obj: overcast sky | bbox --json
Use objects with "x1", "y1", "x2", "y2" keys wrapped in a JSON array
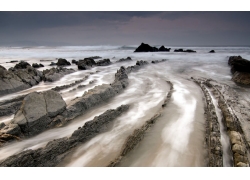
[{"x1": 0, "y1": 11, "x2": 250, "y2": 46}]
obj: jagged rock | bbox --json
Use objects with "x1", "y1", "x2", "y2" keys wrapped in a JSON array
[
  {"x1": 134, "y1": 43, "x2": 158, "y2": 52},
  {"x1": 0, "y1": 66, "x2": 43, "y2": 96},
  {"x1": 56, "y1": 58, "x2": 71, "y2": 66},
  {"x1": 159, "y1": 46, "x2": 171, "y2": 52},
  {"x1": 78, "y1": 58, "x2": 96, "y2": 70},
  {"x1": 0, "y1": 65, "x2": 7, "y2": 77},
  {"x1": 14, "y1": 61, "x2": 31, "y2": 69},
  {"x1": 209, "y1": 50, "x2": 215, "y2": 53},
  {"x1": 43, "y1": 67, "x2": 75, "y2": 82},
  {"x1": 96, "y1": 59, "x2": 111, "y2": 66},
  {"x1": 11, "y1": 90, "x2": 66, "y2": 136}
]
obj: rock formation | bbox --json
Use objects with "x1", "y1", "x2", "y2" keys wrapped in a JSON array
[
  {"x1": 134, "y1": 43, "x2": 159, "y2": 52},
  {"x1": 228, "y1": 56, "x2": 250, "y2": 86}
]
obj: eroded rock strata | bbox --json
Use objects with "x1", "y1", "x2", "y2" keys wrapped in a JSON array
[
  {"x1": 193, "y1": 78, "x2": 250, "y2": 167},
  {"x1": 0, "y1": 105, "x2": 129, "y2": 167}
]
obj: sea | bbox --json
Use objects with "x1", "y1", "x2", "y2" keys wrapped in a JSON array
[{"x1": 0, "y1": 45, "x2": 250, "y2": 167}]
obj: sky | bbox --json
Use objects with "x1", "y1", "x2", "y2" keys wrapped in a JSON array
[{"x1": 0, "y1": 11, "x2": 250, "y2": 46}]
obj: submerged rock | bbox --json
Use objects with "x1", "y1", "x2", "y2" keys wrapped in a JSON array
[
  {"x1": 32, "y1": 63, "x2": 44, "y2": 68},
  {"x1": 209, "y1": 50, "x2": 215, "y2": 53}
]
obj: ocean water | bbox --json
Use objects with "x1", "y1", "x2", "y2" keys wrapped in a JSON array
[{"x1": 0, "y1": 45, "x2": 250, "y2": 166}]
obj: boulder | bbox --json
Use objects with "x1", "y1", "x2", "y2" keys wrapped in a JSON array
[
  {"x1": 56, "y1": 58, "x2": 71, "y2": 66},
  {"x1": 0, "y1": 65, "x2": 7, "y2": 77},
  {"x1": 159, "y1": 46, "x2": 171, "y2": 52},
  {"x1": 11, "y1": 90, "x2": 66, "y2": 136},
  {"x1": 96, "y1": 59, "x2": 111, "y2": 66},
  {"x1": 134, "y1": 43, "x2": 158, "y2": 52},
  {"x1": 77, "y1": 58, "x2": 96, "y2": 70},
  {"x1": 209, "y1": 50, "x2": 215, "y2": 53},
  {"x1": 14, "y1": 61, "x2": 31, "y2": 69}
]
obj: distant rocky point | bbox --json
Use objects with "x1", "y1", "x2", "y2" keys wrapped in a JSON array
[
  {"x1": 134, "y1": 43, "x2": 170, "y2": 52},
  {"x1": 174, "y1": 49, "x2": 196, "y2": 53}
]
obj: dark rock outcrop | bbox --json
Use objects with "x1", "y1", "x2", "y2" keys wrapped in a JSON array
[
  {"x1": 96, "y1": 59, "x2": 111, "y2": 66},
  {"x1": 56, "y1": 58, "x2": 71, "y2": 66},
  {"x1": 174, "y1": 49, "x2": 196, "y2": 53},
  {"x1": 228, "y1": 56, "x2": 250, "y2": 85},
  {"x1": 32, "y1": 63, "x2": 44, "y2": 68},
  {"x1": 49, "y1": 62, "x2": 57, "y2": 66},
  {"x1": 159, "y1": 46, "x2": 171, "y2": 52},
  {"x1": 78, "y1": 58, "x2": 96, "y2": 70},
  {"x1": 14, "y1": 61, "x2": 31, "y2": 69},
  {"x1": 209, "y1": 50, "x2": 215, "y2": 53},
  {"x1": 134, "y1": 43, "x2": 158, "y2": 52}
]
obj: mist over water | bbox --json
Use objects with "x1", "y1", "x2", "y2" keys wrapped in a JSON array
[{"x1": 0, "y1": 45, "x2": 250, "y2": 166}]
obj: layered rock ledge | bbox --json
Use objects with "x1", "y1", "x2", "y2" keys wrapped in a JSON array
[{"x1": 0, "y1": 105, "x2": 129, "y2": 167}]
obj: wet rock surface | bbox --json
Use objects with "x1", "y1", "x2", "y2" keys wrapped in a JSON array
[
  {"x1": 56, "y1": 58, "x2": 71, "y2": 66},
  {"x1": 0, "y1": 105, "x2": 129, "y2": 167},
  {"x1": 96, "y1": 59, "x2": 111, "y2": 66},
  {"x1": 116, "y1": 57, "x2": 132, "y2": 62}
]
